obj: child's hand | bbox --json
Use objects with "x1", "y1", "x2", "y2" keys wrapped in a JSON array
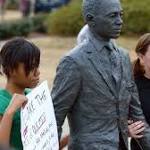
[
  {"x1": 59, "y1": 135, "x2": 69, "y2": 150},
  {"x1": 7, "y1": 94, "x2": 27, "y2": 115}
]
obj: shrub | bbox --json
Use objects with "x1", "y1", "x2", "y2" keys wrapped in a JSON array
[
  {"x1": 122, "y1": 0, "x2": 150, "y2": 35},
  {"x1": 46, "y1": 1, "x2": 84, "y2": 36},
  {"x1": 7, "y1": 0, "x2": 19, "y2": 10},
  {"x1": 46, "y1": 0, "x2": 150, "y2": 36},
  {"x1": 0, "y1": 14, "x2": 48, "y2": 39}
]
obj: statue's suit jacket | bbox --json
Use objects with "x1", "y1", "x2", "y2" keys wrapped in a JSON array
[{"x1": 51, "y1": 32, "x2": 150, "y2": 150}]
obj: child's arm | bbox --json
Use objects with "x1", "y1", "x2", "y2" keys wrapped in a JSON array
[
  {"x1": 0, "y1": 94, "x2": 27, "y2": 146},
  {"x1": 0, "y1": 111, "x2": 14, "y2": 145}
]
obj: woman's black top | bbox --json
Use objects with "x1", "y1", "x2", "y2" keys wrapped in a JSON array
[
  {"x1": 131, "y1": 75, "x2": 150, "y2": 150},
  {"x1": 135, "y1": 75, "x2": 150, "y2": 125}
]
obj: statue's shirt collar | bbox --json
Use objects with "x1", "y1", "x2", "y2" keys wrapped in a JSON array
[{"x1": 88, "y1": 30, "x2": 115, "y2": 52}]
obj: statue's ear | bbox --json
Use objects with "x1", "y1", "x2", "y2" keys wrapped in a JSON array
[{"x1": 86, "y1": 13, "x2": 95, "y2": 27}]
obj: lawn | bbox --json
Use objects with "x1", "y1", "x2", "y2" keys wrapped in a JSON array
[{"x1": 0, "y1": 35, "x2": 138, "y2": 88}]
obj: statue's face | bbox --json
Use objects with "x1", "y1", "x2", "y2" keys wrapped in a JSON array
[{"x1": 92, "y1": 0, "x2": 123, "y2": 39}]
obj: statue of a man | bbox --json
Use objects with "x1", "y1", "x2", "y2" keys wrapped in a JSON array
[{"x1": 51, "y1": 0, "x2": 150, "y2": 149}]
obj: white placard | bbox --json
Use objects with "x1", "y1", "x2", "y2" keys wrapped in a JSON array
[{"x1": 21, "y1": 81, "x2": 59, "y2": 150}]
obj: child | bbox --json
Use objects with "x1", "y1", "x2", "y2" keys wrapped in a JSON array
[{"x1": 0, "y1": 37, "x2": 40, "y2": 150}]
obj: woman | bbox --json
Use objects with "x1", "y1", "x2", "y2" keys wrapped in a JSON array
[{"x1": 128, "y1": 33, "x2": 150, "y2": 150}]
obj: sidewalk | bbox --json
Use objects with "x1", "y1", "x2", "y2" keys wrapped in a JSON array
[{"x1": 0, "y1": 10, "x2": 21, "y2": 22}]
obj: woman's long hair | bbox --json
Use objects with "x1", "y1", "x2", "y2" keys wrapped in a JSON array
[{"x1": 133, "y1": 33, "x2": 150, "y2": 78}]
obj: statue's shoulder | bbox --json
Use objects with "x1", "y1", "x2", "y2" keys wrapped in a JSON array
[
  {"x1": 66, "y1": 40, "x2": 92, "y2": 58},
  {"x1": 61, "y1": 40, "x2": 92, "y2": 66},
  {"x1": 118, "y1": 46, "x2": 129, "y2": 57}
]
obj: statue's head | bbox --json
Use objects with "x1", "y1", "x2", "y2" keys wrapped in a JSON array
[{"x1": 82, "y1": 0, "x2": 123, "y2": 40}]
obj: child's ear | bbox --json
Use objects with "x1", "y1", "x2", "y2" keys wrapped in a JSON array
[{"x1": 9, "y1": 69, "x2": 17, "y2": 77}]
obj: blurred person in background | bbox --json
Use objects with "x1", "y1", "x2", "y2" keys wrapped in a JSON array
[
  {"x1": 20, "y1": 0, "x2": 31, "y2": 17},
  {"x1": 77, "y1": 24, "x2": 89, "y2": 45},
  {"x1": 0, "y1": 0, "x2": 6, "y2": 20}
]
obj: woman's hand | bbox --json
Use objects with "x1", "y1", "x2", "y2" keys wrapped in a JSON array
[{"x1": 128, "y1": 120, "x2": 145, "y2": 139}]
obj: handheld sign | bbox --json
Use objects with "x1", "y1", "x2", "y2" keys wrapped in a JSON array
[{"x1": 21, "y1": 81, "x2": 59, "y2": 150}]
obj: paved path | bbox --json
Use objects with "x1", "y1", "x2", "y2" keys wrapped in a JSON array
[{"x1": 0, "y1": 10, "x2": 21, "y2": 22}]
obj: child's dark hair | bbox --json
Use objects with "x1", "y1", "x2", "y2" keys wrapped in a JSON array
[
  {"x1": 0, "y1": 37, "x2": 40, "y2": 77},
  {"x1": 133, "y1": 33, "x2": 150, "y2": 78}
]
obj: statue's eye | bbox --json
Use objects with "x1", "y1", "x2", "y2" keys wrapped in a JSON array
[
  {"x1": 109, "y1": 13, "x2": 117, "y2": 18},
  {"x1": 109, "y1": 12, "x2": 123, "y2": 18}
]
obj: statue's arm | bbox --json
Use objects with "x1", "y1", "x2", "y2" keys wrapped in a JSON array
[{"x1": 51, "y1": 56, "x2": 81, "y2": 140}]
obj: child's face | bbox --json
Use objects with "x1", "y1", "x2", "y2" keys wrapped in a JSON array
[{"x1": 11, "y1": 63, "x2": 40, "y2": 89}]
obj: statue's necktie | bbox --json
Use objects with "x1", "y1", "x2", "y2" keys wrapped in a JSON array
[{"x1": 105, "y1": 43, "x2": 121, "y2": 88}]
